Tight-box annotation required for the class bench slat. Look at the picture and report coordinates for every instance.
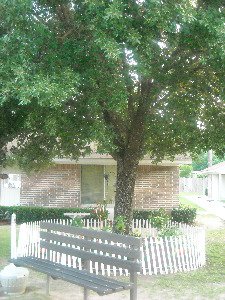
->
[40,231,140,260]
[40,222,141,248]
[11,257,132,295]
[40,241,141,272]
[25,257,129,289]
[23,256,130,288]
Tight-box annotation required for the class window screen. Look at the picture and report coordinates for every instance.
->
[81,165,104,204]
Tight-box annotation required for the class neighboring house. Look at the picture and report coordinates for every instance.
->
[0,173,21,206]
[0,154,191,210]
[201,161,225,201]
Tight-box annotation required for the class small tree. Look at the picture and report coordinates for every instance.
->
[180,165,193,178]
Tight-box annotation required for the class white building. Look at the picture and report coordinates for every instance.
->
[201,161,225,201]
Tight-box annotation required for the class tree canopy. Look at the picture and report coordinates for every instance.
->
[0,0,224,232]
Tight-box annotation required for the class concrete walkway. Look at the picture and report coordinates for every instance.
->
[184,195,225,221]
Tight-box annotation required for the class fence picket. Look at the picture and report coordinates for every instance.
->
[182,235,190,271]
[159,237,168,274]
[179,236,186,272]
[14,217,205,277]
[164,236,173,273]
[174,235,182,272]
[149,237,158,275]
[142,239,149,275]
[189,235,196,269]
[169,236,177,273]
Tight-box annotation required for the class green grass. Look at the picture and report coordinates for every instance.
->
[0,226,10,259]
[179,194,205,211]
[0,225,10,269]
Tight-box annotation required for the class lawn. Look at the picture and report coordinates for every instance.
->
[179,193,205,211]
[0,225,10,267]
[0,225,225,299]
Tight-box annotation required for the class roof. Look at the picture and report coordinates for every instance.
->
[54,154,191,166]
[201,161,225,175]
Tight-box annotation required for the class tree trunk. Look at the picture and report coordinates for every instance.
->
[113,155,140,235]
[103,79,152,234]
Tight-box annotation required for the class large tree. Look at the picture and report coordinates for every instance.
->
[0,0,224,232]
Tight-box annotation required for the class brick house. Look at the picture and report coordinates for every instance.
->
[17,154,190,211]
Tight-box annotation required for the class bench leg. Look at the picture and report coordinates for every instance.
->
[46,275,50,295]
[84,287,89,300]
[130,272,137,300]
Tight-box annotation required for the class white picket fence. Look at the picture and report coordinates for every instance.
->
[11,216,206,276]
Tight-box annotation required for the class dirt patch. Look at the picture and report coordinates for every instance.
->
[0,272,150,300]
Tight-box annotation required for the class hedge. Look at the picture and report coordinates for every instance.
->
[133,207,197,225]
[0,206,108,224]
[133,208,169,220]
[171,206,197,224]
[0,205,197,225]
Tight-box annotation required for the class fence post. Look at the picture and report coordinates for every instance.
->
[11,213,17,259]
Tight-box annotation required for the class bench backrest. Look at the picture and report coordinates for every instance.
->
[40,222,142,272]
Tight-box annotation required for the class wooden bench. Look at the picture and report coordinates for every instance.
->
[11,222,142,300]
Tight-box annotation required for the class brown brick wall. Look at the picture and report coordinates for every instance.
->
[133,165,179,210]
[20,165,81,207]
[20,164,179,210]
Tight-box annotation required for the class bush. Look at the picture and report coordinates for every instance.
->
[89,201,108,220]
[158,225,182,238]
[179,165,193,178]
[171,206,197,224]
[133,208,169,220]
[0,206,108,224]
[148,208,170,229]
[133,208,170,228]
[133,210,151,220]
[114,215,126,234]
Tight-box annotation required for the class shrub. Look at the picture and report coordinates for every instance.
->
[133,210,151,220]
[148,208,170,229]
[0,206,108,224]
[133,208,170,229]
[89,201,108,221]
[179,165,193,178]
[71,218,84,228]
[158,226,182,238]
[114,215,126,234]
[171,206,197,224]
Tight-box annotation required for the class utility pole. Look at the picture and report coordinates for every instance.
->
[207,150,213,200]
[208,150,213,167]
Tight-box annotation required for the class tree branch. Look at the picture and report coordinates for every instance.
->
[98,100,127,151]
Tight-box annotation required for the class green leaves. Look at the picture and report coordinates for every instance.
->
[0,0,224,169]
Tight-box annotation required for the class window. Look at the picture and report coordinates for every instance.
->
[81,165,116,205]
[81,165,104,204]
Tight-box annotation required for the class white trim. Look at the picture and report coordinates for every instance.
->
[103,165,106,200]
[54,156,191,166]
